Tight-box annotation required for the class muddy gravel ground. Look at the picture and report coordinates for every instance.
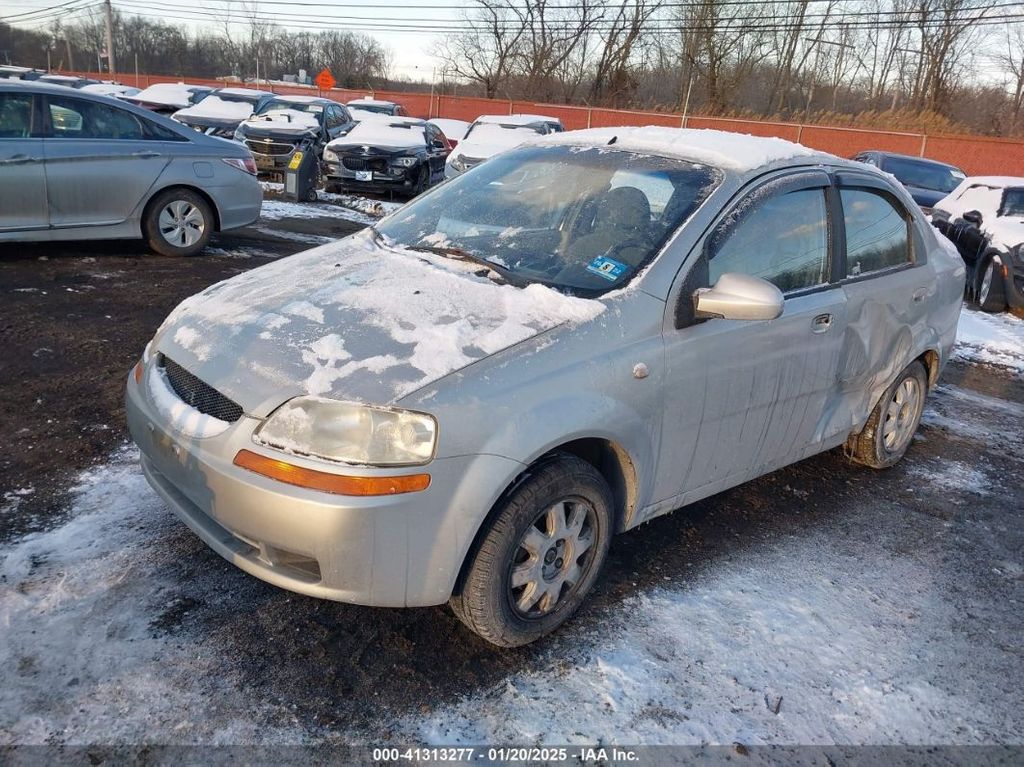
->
[0,202,1022,747]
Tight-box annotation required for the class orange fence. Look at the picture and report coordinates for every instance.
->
[71,71,1024,176]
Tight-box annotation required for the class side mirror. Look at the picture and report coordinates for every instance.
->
[693,272,784,322]
[431,139,446,150]
[962,210,983,226]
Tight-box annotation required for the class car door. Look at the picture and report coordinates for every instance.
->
[0,90,48,231]
[653,171,850,511]
[42,94,171,228]
[831,171,932,431]
[424,123,448,182]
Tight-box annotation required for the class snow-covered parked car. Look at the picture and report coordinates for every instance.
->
[428,118,470,148]
[121,82,214,114]
[37,74,100,89]
[172,87,274,138]
[127,127,963,647]
[445,114,563,178]
[232,95,354,181]
[346,97,407,117]
[931,176,1024,314]
[323,115,450,197]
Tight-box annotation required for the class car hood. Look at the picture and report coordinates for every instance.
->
[904,185,948,207]
[453,133,535,162]
[983,216,1024,250]
[153,231,605,417]
[243,110,320,135]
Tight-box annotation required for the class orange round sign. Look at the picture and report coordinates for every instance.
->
[315,68,336,91]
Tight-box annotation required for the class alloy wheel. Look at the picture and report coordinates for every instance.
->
[882,377,922,453]
[509,498,597,618]
[158,200,206,248]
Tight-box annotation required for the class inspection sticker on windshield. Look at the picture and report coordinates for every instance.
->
[586,255,628,281]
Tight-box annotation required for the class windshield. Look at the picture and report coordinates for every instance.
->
[351,102,393,114]
[258,99,323,115]
[883,156,964,193]
[467,122,548,141]
[375,144,720,296]
[1002,188,1024,217]
[215,92,262,105]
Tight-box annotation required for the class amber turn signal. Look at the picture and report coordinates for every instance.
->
[133,360,144,384]
[233,449,431,496]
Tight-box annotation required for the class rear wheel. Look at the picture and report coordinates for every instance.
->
[978,256,1007,313]
[846,360,928,469]
[143,188,213,257]
[450,454,613,647]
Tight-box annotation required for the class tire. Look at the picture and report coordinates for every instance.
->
[324,181,341,194]
[411,165,429,197]
[977,256,1007,313]
[846,360,928,469]
[450,454,614,647]
[143,188,213,257]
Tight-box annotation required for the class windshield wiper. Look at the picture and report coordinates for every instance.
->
[404,243,522,285]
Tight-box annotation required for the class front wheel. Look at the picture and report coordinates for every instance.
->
[978,257,1007,313]
[143,189,213,257]
[846,360,928,469]
[450,454,614,647]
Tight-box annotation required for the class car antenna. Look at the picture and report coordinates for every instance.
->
[607,135,617,145]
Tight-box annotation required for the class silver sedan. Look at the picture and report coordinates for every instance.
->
[127,127,964,646]
[0,80,261,256]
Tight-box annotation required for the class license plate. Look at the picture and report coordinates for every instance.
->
[356,170,373,181]
[255,154,275,169]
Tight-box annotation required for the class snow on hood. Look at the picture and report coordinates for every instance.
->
[983,217,1024,250]
[538,126,823,171]
[154,231,604,414]
[243,109,319,133]
[174,95,255,122]
[327,122,424,151]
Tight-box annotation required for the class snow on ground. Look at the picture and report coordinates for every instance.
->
[2,379,1021,745]
[0,449,301,744]
[954,308,1024,372]
[259,199,376,226]
[260,181,403,220]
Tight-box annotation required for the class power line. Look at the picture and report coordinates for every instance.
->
[1,0,98,21]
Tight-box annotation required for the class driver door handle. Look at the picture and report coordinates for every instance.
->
[912,288,927,303]
[132,150,161,159]
[811,313,833,333]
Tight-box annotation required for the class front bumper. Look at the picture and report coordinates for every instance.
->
[325,160,418,193]
[126,364,521,607]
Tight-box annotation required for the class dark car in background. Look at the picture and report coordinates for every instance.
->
[323,115,449,197]
[234,95,354,182]
[172,87,274,138]
[853,151,965,213]
[346,97,407,117]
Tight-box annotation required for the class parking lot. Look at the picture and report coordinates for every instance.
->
[1,190,1022,746]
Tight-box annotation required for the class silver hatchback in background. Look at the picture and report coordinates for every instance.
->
[0,80,261,256]
[127,127,964,646]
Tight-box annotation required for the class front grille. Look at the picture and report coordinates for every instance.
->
[246,139,295,156]
[342,157,366,170]
[161,356,244,423]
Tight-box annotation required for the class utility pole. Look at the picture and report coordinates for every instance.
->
[103,0,116,75]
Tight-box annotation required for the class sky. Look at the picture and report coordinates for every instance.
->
[2,0,457,79]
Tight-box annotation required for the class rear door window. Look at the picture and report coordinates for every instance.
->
[841,188,912,277]
[0,92,34,137]
[46,96,146,140]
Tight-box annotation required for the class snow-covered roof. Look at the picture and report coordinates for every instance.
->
[39,74,82,82]
[270,94,330,105]
[80,83,140,97]
[428,118,470,140]
[537,127,823,172]
[216,87,272,98]
[477,113,561,127]
[126,83,207,107]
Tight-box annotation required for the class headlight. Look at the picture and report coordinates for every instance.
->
[323,148,339,163]
[393,156,418,167]
[232,126,245,143]
[449,154,467,172]
[254,396,437,466]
